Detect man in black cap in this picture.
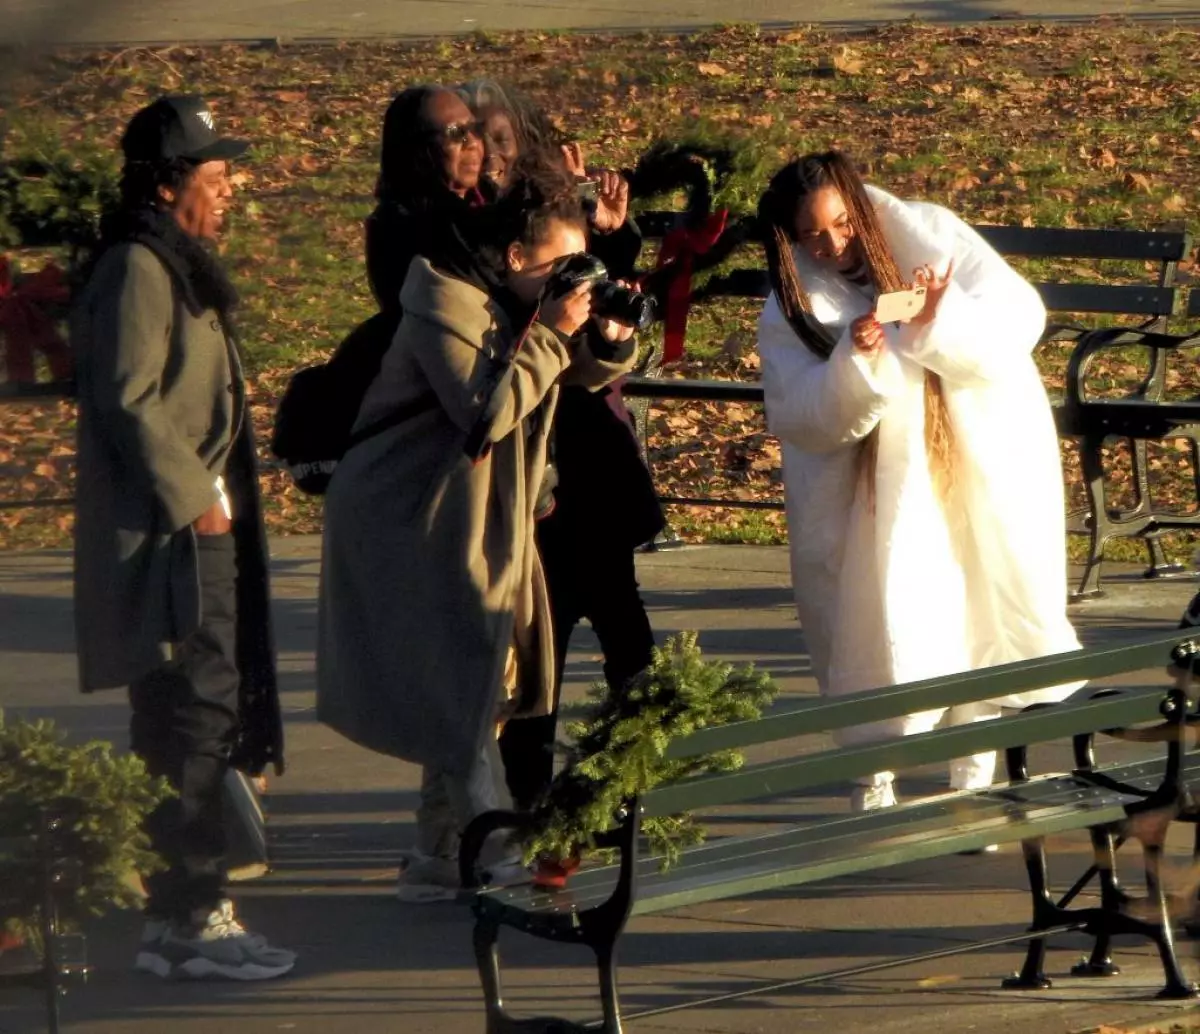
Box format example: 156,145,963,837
72,95,294,980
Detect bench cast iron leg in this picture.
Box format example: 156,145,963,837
1072,827,1122,977
1072,435,1109,601
1003,837,1054,990
1142,842,1199,999
1187,824,1200,938
1144,533,1186,580
474,917,508,1033
594,942,624,1034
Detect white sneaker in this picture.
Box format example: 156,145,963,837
850,780,898,813
135,900,295,981
396,851,460,903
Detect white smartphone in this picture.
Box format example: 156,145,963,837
874,286,927,324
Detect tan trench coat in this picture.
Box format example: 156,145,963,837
316,258,632,775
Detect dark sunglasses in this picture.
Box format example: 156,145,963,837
428,120,484,145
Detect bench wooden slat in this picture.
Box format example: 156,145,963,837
0,380,76,402
621,377,763,402
972,226,1191,261
683,270,1177,317
1038,283,1177,316
647,687,1165,816
667,630,1191,759
637,783,1137,915
1069,399,1200,438
634,212,1190,263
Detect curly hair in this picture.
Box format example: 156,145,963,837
462,145,585,277
757,150,956,504
499,145,585,246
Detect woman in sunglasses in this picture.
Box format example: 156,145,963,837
365,86,489,317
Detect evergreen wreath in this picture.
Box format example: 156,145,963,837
519,632,777,871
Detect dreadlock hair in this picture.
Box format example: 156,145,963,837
757,150,957,504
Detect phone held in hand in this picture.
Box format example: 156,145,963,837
874,285,927,324
576,180,600,202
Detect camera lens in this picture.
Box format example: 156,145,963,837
593,282,655,331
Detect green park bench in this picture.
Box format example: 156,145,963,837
625,215,1194,598
462,628,1200,1034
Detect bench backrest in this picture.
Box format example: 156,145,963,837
643,628,1196,817
636,211,1191,324
666,627,1194,759
644,685,1168,817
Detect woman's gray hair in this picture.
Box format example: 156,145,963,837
456,78,517,115
455,79,562,151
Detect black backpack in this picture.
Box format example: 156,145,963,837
270,310,402,495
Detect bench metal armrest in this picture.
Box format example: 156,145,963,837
1064,326,1200,410
458,809,536,890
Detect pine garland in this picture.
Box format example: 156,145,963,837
0,710,171,949
519,632,777,871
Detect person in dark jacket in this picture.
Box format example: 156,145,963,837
71,95,293,981
365,86,492,316
457,82,665,810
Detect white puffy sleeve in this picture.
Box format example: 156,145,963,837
895,213,1046,386
757,294,898,454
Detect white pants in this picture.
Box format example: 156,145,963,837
839,700,1002,791
416,736,510,863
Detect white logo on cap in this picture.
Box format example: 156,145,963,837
198,110,215,131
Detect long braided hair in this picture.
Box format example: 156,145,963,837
757,151,956,503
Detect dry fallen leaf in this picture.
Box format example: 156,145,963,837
1123,171,1153,192
916,975,960,988
696,62,729,77
832,46,864,75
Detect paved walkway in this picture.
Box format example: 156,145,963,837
2,540,1200,1033
2,0,1200,48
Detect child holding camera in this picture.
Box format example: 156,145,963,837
756,151,1082,812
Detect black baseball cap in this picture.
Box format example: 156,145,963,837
121,95,249,163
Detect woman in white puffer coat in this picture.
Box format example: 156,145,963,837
755,151,1082,812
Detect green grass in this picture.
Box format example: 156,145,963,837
3,22,1200,548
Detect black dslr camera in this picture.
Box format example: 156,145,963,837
545,254,655,331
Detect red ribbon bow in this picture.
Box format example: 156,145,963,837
0,256,73,384
653,209,729,364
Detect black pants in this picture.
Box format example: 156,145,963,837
498,513,654,811
129,534,240,924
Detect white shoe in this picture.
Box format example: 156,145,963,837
850,781,898,813
135,900,295,981
478,859,532,890
396,851,460,903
